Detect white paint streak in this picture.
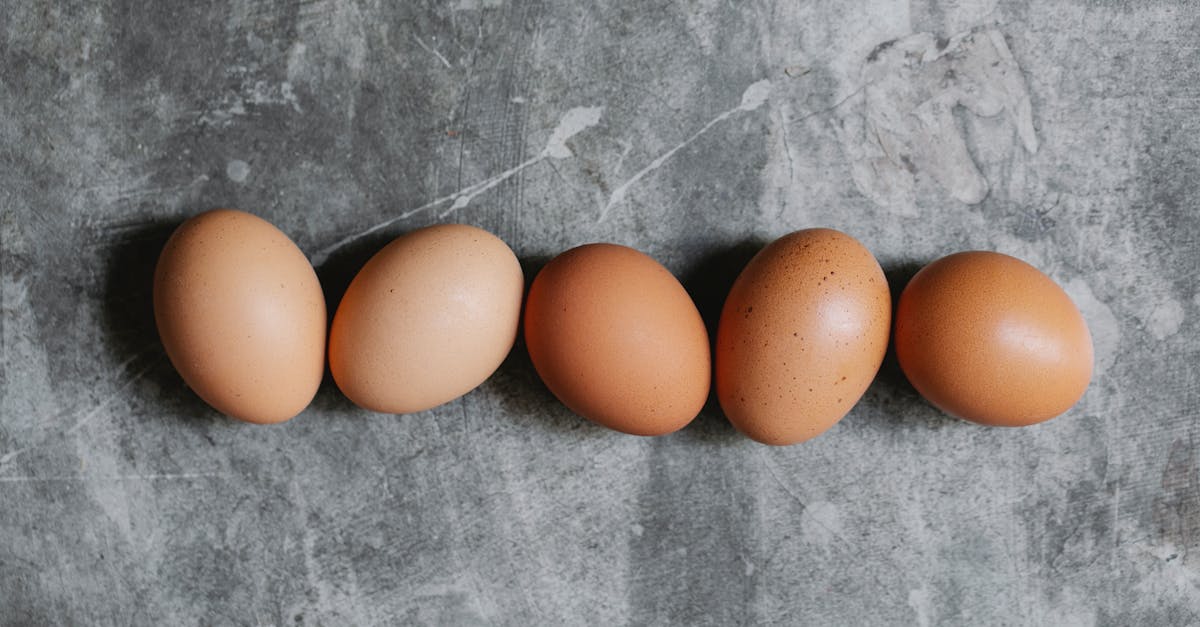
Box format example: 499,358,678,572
599,79,771,221
738,79,773,111
311,106,604,265
438,156,543,216
543,106,604,159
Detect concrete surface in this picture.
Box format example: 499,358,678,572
2,1,1198,624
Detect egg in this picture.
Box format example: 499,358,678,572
715,229,891,445
524,244,710,436
328,224,523,413
894,251,1093,426
154,209,327,424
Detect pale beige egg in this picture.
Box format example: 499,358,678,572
154,209,327,424
328,224,524,414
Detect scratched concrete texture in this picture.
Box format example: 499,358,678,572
1,0,1198,624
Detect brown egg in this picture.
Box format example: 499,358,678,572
328,224,523,414
894,251,1093,426
154,209,327,424
524,244,710,436
715,229,891,445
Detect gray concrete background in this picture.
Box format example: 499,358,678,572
2,0,1198,624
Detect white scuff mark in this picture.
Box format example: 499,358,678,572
280,82,302,112
599,79,772,221
0,472,225,484
799,500,844,546
1146,298,1185,341
1127,538,1200,612
311,106,604,266
1063,278,1120,378
760,451,808,510
196,79,303,127
286,42,308,83
842,26,1037,213
775,107,796,183
0,355,157,469
288,471,359,622
908,586,933,627
612,138,634,173
414,34,453,69
79,174,210,205
294,0,367,79
453,0,504,10
61,360,156,438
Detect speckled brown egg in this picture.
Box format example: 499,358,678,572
524,244,710,436
894,251,1093,426
328,224,524,414
154,209,327,424
715,229,891,445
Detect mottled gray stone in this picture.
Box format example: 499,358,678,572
2,1,1198,625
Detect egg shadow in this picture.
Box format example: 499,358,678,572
308,230,401,414
100,219,220,421
311,232,397,323
676,238,766,443
484,254,614,437
860,260,960,429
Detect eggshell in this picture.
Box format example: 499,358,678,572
153,209,327,424
328,224,523,414
524,244,710,436
715,229,891,445
894,251,1093,426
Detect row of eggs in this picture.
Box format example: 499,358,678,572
154,209,1093,445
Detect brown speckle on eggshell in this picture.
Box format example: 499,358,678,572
715,228,891,445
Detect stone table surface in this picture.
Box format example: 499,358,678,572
2,1,1198,625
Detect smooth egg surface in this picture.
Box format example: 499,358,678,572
894,251,1093,426
524,244,710,436
153,209,327,424
328,224,524,414
716,229,891,445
